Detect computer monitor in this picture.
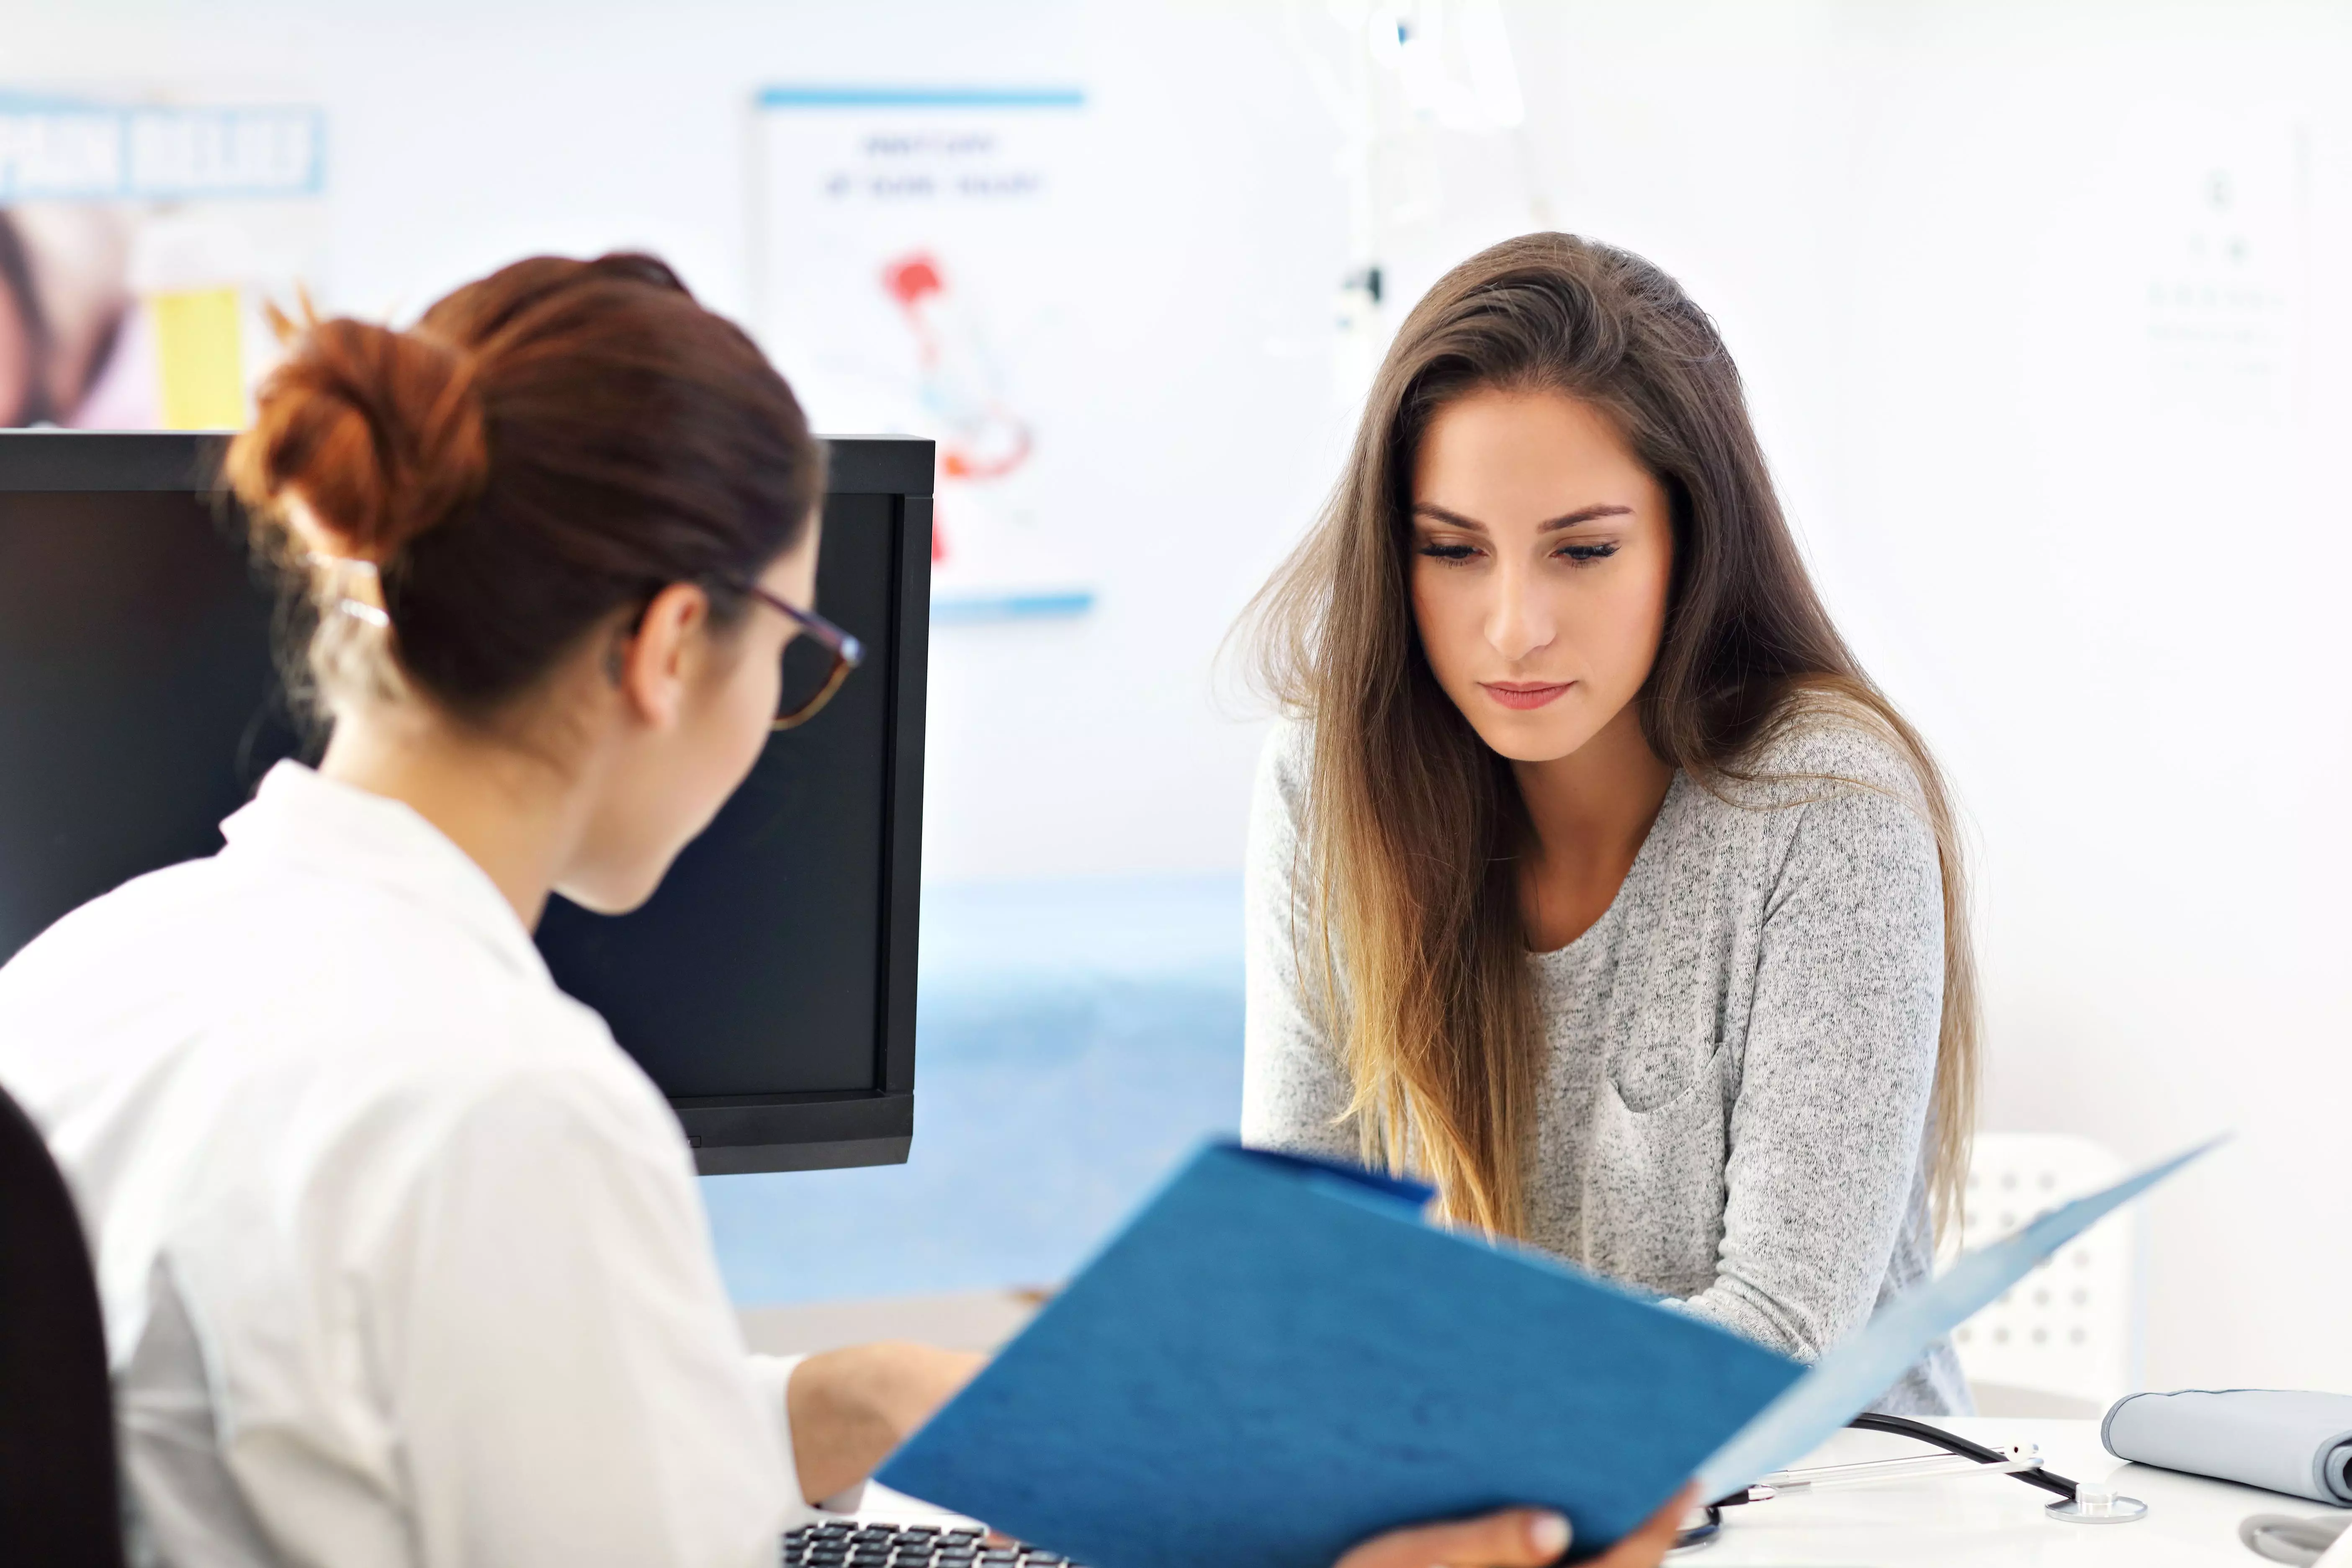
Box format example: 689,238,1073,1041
0,430,932,1175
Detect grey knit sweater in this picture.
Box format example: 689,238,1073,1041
1239,712,1968,1415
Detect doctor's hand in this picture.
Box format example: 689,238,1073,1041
786,1341,987,1505
1333,1486,1695,1568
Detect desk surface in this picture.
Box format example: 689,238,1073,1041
864,1416,2345,1565
1680,1416,2327,1565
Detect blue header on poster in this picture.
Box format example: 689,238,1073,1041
757,86,1086,111
932,590,1096,626
0,96,327,202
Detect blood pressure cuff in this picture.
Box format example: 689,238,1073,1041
2103,1390,2352,1504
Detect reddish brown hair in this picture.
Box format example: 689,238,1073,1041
225,252,822,720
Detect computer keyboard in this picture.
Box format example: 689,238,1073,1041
783,1519,1087,1568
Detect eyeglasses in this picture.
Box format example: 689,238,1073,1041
743,583,863,730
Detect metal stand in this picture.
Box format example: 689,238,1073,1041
1667,1505,1722,1554
2046,1486,2151,1524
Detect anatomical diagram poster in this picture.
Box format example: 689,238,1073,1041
752,85,1094,623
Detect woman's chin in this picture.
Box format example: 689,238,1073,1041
1467,716,1603,765
1457,697,1606,765
551,863,669,918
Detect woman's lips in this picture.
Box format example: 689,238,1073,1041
1480,681,1574,711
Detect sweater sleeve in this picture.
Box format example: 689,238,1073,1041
1239,723,1364,1166
1675,780,1946,1362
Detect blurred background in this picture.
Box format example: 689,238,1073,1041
6,0,2346,1411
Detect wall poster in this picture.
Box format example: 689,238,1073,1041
0,92,326,431
751,86,1094,624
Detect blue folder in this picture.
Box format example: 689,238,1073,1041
876,1144,1802,1567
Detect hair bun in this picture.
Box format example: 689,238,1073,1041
228,315,488,560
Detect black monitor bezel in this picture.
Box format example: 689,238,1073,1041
0,429,933,1176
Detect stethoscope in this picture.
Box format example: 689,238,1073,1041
1668,1414,2149,1553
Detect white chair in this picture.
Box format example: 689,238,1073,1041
1940,1132,2141,1419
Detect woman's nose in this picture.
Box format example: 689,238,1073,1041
1482,564,1554,663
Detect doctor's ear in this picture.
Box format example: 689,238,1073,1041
607,583,716,729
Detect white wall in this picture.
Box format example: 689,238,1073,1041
9,0,2348,1393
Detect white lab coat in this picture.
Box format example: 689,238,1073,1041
0,763,829,1568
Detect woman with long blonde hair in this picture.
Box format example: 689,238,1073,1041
1242,233,1979,1413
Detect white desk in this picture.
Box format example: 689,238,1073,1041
861,1417,2347,1565
1688,1416,2334,1565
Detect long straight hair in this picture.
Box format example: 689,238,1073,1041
1247,233,1977,1238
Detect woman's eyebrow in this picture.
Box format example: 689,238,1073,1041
1411,502,1488,532
1411,502,1634,532
1538,504,1634,533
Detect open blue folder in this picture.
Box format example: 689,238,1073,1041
878,1146,1798,1566
877,1140,2211,1568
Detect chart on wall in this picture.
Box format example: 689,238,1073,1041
0,92,327,430
751,86,1094,625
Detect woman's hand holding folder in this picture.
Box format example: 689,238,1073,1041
1336,1486,1695,1568
789,1343,989,1504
